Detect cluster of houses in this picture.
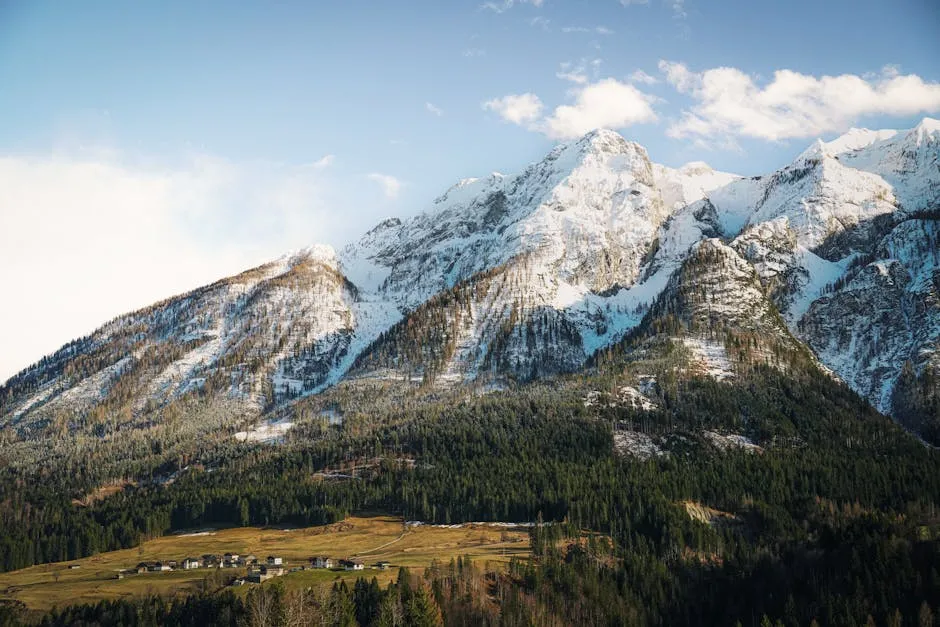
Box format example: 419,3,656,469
129,553,391,585
135,553,278,574
232,556,391,586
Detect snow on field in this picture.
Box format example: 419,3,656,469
681,337,734,380
406,521,539,529
234,418,295,443
173,529,217,537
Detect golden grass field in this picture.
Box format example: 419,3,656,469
0,515,531,612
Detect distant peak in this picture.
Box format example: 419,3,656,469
909,117,940,143
678,161,714,176
796,138,830,163
567,128,636,156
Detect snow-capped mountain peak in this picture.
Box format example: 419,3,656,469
3,123,939,445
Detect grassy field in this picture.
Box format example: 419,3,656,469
0,515,530,612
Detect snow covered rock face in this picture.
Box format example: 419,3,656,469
797,218,940,415
2,120,939,441
1,248,372,436
343,129,676,305
650,239,783,336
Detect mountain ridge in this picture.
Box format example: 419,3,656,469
2,118,938,444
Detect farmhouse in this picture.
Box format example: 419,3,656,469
182,557,201,570
340,559,364,571
374,561,391,570
223,553,240,567
311,556,334,569
266,556,284,566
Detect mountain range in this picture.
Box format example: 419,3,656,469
2,118,938,448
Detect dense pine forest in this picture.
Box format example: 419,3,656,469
1,355,940,625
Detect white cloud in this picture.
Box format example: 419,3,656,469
660,61,940,141
426,102,444,117
542,79,658,139
462,47,486,57
0,149,357,382
619,0,649,4
485,79,657,139
528,16,550,30
367,173,403,199
482,93,544,124
629,69,659,85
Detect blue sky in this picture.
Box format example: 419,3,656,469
1,0,939,380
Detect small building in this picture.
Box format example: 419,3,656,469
68,564,81,570
247,565,282,583
182,558,201,570
243,554,258,565
223,553,240,567
167,560,178,569
136,563,150,574
311,556,334,569
340,559,364,571
150,562,171,572
374,561,391,570
114,572,124,580
246,571,271,584
201,554,220,568
266,556,283,566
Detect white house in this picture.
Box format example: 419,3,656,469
341,559,364,571
182,558,201,570
266,556,283,566
312,556,334,569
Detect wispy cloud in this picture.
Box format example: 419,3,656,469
556,59,603,85
311,154,335,168
668,0,687,19
660,60,940,142
629,69,659,85
528,16,551,30
367,173,403,199
561,25,614,35
425,102,444,117
462,47,486,57
481,0,543,13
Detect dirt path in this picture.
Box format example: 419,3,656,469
353,528,410,557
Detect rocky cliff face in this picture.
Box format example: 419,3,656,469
2,119,938,443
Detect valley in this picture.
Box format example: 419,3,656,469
0,516,529,613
